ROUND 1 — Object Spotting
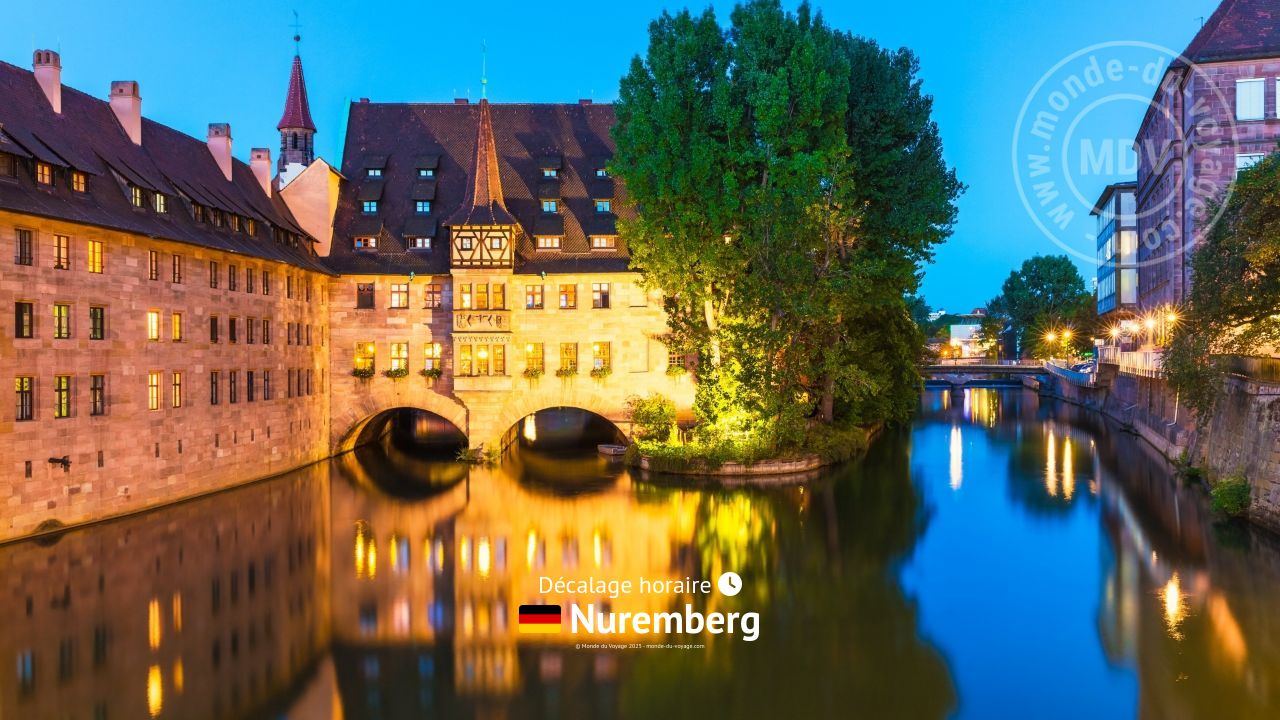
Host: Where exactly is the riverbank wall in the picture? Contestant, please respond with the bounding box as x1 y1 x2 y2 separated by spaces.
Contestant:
1039 367 1280 534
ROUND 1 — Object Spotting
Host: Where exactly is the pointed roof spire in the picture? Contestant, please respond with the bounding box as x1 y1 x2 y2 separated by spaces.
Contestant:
277 54 316 131
447 99 516 226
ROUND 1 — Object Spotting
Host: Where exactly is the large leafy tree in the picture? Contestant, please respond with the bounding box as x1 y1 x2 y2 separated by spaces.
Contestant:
613 0 961 443
1165 153 1280 418
985 255 1093 358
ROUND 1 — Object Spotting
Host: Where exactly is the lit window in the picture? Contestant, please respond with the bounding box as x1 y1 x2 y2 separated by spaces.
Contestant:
171 372 182 408
171 312 183 341
459 344 473 376
72 171 86 192
476 284 489 310
147 371 161 410
246 218 256 235
459 284 473 309
542 168 558 178
590 235 617 249
536 236 560 249
459 235 473 250
390 283 409 309
362 200 378 214
415 200 431 214
489 235 505 250
560 343 578 372
595 167 608 178
559 284 577 309
408 236 431 250
131 185 144 207
525 342 544 373
230 214 241 232
424 342 442 371
592 342 611 371
53 303 71 338
36 162 53 185
54 235 70 269
1237 78 1265 121
424 283 442 309
87 240 103 273
417 168 434 178
15 376 34 421
493 284 506 309
493 345 505 375
595 199 612 213
354 236 377 250
592 283 610 309
366 168 382 178
526 284 544 309
390 342 408 372
355 342 376 372
54 375 70 418
154 193 166 213
541 200 558 213
146 310 160 341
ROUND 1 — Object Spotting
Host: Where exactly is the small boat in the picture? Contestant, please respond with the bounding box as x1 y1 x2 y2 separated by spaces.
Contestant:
597 444 628 457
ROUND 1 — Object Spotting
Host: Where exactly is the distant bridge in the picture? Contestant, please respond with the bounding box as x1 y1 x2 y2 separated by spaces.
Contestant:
922 362 1049 388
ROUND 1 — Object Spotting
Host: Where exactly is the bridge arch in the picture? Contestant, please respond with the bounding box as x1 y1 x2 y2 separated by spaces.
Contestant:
333 387 470 454
482 386 632 451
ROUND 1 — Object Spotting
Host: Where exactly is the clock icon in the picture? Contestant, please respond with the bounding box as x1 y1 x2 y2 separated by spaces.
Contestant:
717 571 743 597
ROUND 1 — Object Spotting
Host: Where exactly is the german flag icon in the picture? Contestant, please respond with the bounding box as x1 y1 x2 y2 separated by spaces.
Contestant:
518 604 563 634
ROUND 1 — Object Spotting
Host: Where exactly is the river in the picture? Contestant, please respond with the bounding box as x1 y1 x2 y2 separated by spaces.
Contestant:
2 388 1278 719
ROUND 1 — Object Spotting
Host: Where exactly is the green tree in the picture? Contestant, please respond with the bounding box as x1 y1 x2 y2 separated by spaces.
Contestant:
1165 153 1280 418
613 0 961 445
986 255 1093 358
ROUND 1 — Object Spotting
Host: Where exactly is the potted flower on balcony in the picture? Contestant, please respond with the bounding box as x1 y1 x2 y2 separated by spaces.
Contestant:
419 367 444 382
383 367 410 381
665 364 687 377
351 366 376 381
523 367 544 380
555 366 578 379
590 366 612 380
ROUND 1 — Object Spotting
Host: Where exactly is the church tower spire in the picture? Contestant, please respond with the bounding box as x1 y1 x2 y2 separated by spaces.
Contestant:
276 51 316 174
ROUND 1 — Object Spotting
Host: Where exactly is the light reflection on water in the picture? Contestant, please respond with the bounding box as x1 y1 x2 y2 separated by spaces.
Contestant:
2 389 1280 718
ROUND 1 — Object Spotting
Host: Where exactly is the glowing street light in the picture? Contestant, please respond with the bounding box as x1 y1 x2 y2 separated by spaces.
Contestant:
1061 330 1073 341
1045 332 1057 343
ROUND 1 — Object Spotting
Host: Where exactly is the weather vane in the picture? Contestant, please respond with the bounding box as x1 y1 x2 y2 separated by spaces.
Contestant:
291 10 302 52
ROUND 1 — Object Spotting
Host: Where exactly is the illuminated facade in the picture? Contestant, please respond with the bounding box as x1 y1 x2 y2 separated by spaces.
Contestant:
1092 182 1138 319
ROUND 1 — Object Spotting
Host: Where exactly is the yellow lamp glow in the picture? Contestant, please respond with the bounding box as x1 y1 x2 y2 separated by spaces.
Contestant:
1144 318 1156 330
1062 330 1073 341
1045 332 1057 343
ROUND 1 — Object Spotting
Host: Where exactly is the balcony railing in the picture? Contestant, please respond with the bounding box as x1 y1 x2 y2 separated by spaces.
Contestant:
1099 347 1164 378
1045 361 1097 387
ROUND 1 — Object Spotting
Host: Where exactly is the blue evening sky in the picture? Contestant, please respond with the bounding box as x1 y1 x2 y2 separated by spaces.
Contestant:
0 0 1222 311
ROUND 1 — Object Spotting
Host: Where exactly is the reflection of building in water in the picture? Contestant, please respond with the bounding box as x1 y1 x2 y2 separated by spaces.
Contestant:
0 465 331 720
329 463 703 699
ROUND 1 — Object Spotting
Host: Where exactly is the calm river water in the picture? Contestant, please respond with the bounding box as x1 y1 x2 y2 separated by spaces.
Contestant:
2 388 1279 719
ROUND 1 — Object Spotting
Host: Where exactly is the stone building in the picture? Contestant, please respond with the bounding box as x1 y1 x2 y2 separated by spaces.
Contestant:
0 48 693 541
1134 0 1280 315
0 51 333 540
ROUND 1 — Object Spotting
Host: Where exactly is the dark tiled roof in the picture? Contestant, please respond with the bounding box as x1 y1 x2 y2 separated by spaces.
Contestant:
1182 0 1280 63
277 55 316 131
445 99 518 227
0 60 329 273
327 100 632 275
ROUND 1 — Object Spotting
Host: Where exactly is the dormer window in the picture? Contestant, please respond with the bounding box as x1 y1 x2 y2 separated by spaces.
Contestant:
590 235 617 249
542 168 558 178
193 203 205 222
408 236 431 250
0 153 15 178
35 162 53 185
418 168 434 178
541 200 558 213
362 200 378 214
154 193 167 213
536 236 561 250
595 199 612 213
366 168 382 178
595 167 609 178
354 236 377 250
246 218 257 236
415 200 431 215
230 214 241 232
130 185 144 207
71 171 86 192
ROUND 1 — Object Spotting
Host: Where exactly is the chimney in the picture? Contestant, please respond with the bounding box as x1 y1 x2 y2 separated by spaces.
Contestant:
33 50 62 113
578 98 593 105
250 147 272 195
454 98 469 105
206 123 233 182
110 81 142 145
